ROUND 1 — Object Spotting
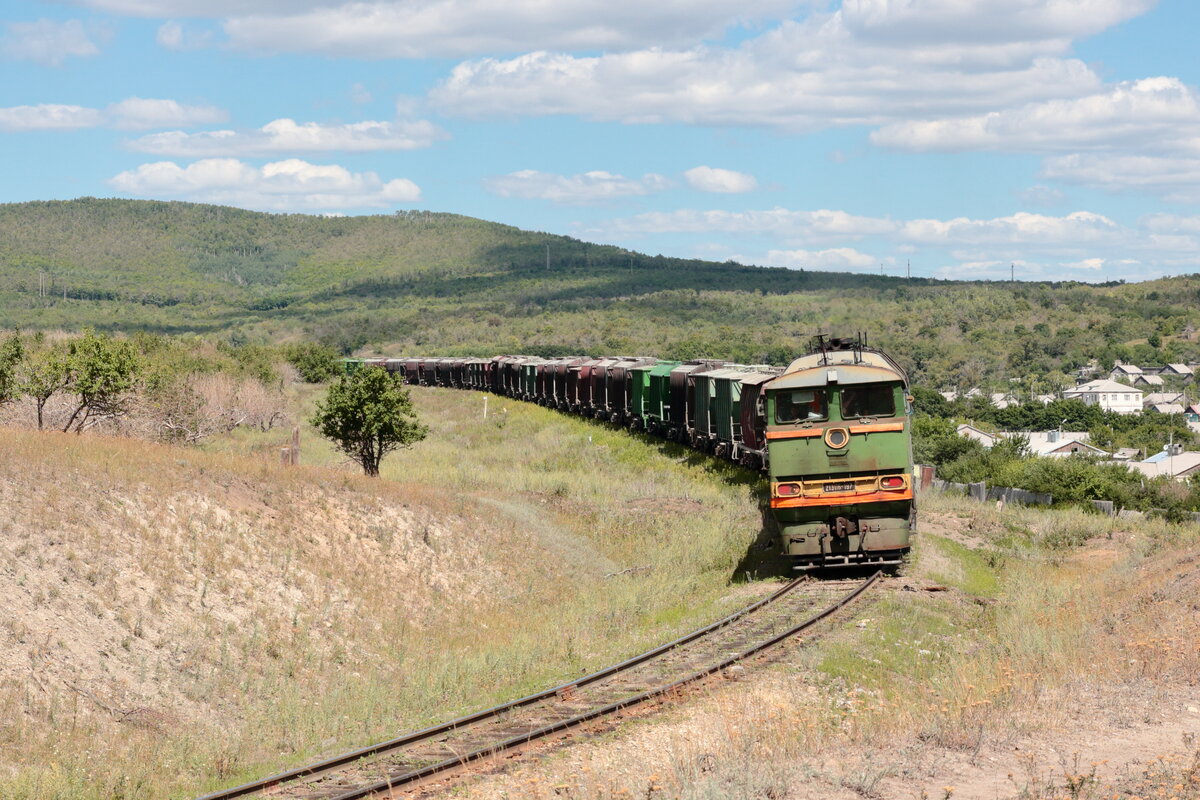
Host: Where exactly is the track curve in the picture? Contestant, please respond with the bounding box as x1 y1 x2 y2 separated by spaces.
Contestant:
196 572 879 800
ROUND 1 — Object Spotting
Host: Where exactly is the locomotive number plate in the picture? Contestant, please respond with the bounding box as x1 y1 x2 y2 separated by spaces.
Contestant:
823 482 856 493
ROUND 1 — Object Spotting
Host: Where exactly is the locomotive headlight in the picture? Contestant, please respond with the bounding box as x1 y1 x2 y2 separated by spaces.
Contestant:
775 482 801 497
878 475 907 491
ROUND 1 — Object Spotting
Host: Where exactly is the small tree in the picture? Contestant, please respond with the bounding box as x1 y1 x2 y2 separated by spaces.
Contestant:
0 332 24 407
19 345 71 430
309 367 427 476
61 330 139 433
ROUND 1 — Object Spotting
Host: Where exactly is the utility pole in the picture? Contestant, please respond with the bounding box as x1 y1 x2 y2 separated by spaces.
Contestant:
907 259 911 279
880 263 883 276
1011 262 1015 282
545 243 550 270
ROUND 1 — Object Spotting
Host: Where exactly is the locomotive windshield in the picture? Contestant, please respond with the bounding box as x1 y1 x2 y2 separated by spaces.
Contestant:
840 385 895 419
775 389 828 423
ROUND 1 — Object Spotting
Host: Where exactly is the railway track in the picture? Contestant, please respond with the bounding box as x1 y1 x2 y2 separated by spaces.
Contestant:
196 573 879 800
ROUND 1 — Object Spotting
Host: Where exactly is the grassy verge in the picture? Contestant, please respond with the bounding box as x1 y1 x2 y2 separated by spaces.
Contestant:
462 490 1200 799
0 387 775 800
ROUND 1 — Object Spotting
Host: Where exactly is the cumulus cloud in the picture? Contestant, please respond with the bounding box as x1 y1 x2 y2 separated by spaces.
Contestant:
222 0 797 58
0 104 104 131
108 97 227 130
684 166 757 194
431 3 1109 129
1 19 101 66
899 211 1121 247
764 247 878 270
594 208 897 240
1041 154 1200 202
873 78 1200 154
109 157 421 211
128 117 446 156
0 97 228 132
484 170 667 204
839 0 1153 46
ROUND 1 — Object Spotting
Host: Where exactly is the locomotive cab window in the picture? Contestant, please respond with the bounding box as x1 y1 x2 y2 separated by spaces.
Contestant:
839 385 895 419
775 389 828 423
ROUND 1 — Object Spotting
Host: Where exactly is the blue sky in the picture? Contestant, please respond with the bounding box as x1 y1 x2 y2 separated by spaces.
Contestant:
3 0 1199 281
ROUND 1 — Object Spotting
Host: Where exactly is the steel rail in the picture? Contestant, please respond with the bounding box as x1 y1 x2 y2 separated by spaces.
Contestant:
327 571 880 800
195 573 822 800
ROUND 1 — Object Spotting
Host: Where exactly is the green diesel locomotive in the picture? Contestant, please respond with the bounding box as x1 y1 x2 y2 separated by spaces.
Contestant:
764 335 915 570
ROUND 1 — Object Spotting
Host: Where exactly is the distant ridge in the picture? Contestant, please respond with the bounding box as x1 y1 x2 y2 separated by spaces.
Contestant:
1 198 1196 388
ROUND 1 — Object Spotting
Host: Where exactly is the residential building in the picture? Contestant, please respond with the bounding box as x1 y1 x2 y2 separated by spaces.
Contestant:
1132 374 1164 388
954 425 1107 458
1148 403 1186 415
1143 392 1186 407
1125 447 1200 480
1109 362 1143 383
1023 431 1107 457
1062 379 1143 414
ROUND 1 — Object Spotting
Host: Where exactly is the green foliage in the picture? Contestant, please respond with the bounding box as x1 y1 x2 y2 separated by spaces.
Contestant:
3 199 1200 398
911 415 984 465
285 342 340 383
18 344 71 429
59 329 140 433
309 367 428 476
0 331 23 405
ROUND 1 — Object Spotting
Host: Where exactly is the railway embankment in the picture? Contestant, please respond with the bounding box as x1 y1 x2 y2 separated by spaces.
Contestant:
459 492 1200 800
0 388 779 800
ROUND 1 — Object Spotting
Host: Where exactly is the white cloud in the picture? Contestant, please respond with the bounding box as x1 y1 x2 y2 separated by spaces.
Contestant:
109 158 421 211
0 104 104 131
872 78 1200 154
231 0 800 57
108 97 227 130
684 166 757 194
484 170 667 204
155 20 212 51
839 0 1153 46
899 211 1121 247
764 247 878 270
1041 154 1200 202
128 117 446 156
431 7 1106 130
593 208 897 240
1 19 100 66
0 97 228 133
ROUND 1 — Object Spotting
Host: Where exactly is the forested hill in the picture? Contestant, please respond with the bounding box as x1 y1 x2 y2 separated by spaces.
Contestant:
2 197 1199 390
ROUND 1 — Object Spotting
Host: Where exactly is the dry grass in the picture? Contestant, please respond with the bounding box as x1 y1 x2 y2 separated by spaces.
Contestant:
458 491 1200 800
0 387 774 799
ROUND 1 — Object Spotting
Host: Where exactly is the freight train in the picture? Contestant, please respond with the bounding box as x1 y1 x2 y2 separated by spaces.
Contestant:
347 335 914 571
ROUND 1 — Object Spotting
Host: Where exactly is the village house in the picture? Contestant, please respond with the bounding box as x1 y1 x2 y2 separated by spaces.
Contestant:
1125 445 1200 480
1143 392 1186 407
954 425 1107 458
1109 362 1143 383
1132 374 1164 388
1062 379 1143 415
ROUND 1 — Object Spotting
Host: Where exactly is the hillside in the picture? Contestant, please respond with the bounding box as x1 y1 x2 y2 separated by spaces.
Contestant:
0 388 774 799
3 198 1200 388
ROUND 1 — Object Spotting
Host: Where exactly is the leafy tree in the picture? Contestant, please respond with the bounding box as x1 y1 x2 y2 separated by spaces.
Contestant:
60 330 140 433
286 342 341 383
310 366 427 476
0 332 23 406
19 346 73 429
